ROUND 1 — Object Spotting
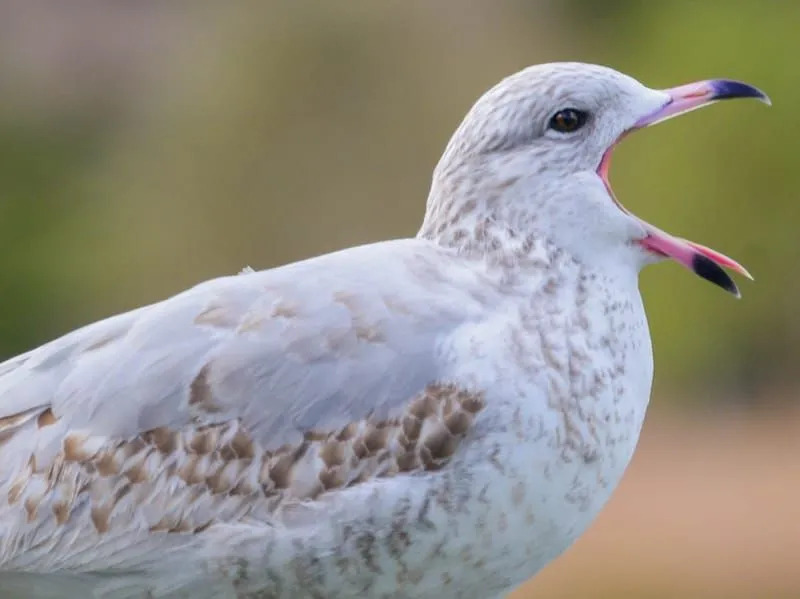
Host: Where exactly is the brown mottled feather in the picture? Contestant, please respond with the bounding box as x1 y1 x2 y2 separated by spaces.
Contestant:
2 384 484 537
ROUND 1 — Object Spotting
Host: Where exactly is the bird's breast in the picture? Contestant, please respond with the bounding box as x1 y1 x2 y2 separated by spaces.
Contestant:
432 276 654 586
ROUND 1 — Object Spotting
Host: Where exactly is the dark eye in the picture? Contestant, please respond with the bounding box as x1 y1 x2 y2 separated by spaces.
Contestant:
548 108 588 133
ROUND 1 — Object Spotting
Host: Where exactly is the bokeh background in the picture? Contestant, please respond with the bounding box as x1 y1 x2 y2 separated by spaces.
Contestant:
0 1 798 597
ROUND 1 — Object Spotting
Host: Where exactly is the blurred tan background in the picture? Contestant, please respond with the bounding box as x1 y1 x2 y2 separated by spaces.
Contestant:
0 1 798 597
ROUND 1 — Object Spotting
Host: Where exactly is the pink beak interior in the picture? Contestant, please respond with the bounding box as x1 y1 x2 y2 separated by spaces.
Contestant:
625 79 769 296
639 225 753 298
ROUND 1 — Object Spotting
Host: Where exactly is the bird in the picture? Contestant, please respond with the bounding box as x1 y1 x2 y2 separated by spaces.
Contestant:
0 62 768 599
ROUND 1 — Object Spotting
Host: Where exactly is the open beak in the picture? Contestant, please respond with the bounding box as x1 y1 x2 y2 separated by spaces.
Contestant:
600 79 770 297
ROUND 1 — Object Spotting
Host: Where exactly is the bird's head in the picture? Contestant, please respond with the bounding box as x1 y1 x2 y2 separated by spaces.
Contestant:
421 62 769 296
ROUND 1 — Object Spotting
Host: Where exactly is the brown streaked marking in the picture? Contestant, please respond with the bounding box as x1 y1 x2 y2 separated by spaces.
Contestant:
95 451 120 477
219 442 236 462
334 291 387 345
91 504 111 533
84 330 124 352
205 468 229 495
402 415 422 441
169 519 193 534
63 434 96 462
52 501 71 525
408 395 437 420
24 496 40 522
149 516 176 533
458 393 485 414
324 326 355 354
332 290 359 312
382 295 414 316
7 455 36 504
177 455 204 486
450 229 467 244
7 478 26 505
511 481 526 506
422 425 459 461
441 395 457 417
121 437 146 460
194 520 213 534
188 428 217 455
228 428 255 460
418 445 440 470
460 199 477 215
194 304 237 328
396 452 419 472
124 455 150 484
143 427 178 455
188 364 221 413
230 478 256 496
336 422 359 442
362 426 390 455
498 175 520 189
352 439 369 460
444 410 472 436
270 300 297 319
319 441 345 468
114 482 132 505
525 505 535 525
318 467 345 490
303 430 329 443
37 408 58 429
0 408 37 430
395 431 413 452
267 453 294 490
237 313 266 333
354 326 385 343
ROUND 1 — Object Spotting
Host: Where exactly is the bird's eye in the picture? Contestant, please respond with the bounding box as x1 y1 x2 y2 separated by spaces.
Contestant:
548 108 588 133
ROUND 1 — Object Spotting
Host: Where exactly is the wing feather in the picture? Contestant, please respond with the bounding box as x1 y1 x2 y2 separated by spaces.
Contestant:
0 239 503 576
0 239 490 453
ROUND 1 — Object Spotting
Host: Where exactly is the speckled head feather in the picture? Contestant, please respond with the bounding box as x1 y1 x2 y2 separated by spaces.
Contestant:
419 62 764 292
419 63 667 268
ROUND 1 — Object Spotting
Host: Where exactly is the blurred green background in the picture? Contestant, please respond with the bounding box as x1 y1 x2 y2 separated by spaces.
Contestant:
1 1 798 597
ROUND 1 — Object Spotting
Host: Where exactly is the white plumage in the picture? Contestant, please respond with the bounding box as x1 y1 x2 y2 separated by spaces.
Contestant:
0 62 765 598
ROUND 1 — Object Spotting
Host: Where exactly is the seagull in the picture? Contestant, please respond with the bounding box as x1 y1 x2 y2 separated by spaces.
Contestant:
0 62 768 599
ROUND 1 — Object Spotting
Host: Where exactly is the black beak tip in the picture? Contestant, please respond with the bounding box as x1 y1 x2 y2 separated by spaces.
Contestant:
691 254 741 298
711 79 771 106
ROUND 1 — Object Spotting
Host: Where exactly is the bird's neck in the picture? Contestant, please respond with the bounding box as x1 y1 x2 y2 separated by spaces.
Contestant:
418 164 643 285
417 162 538 264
